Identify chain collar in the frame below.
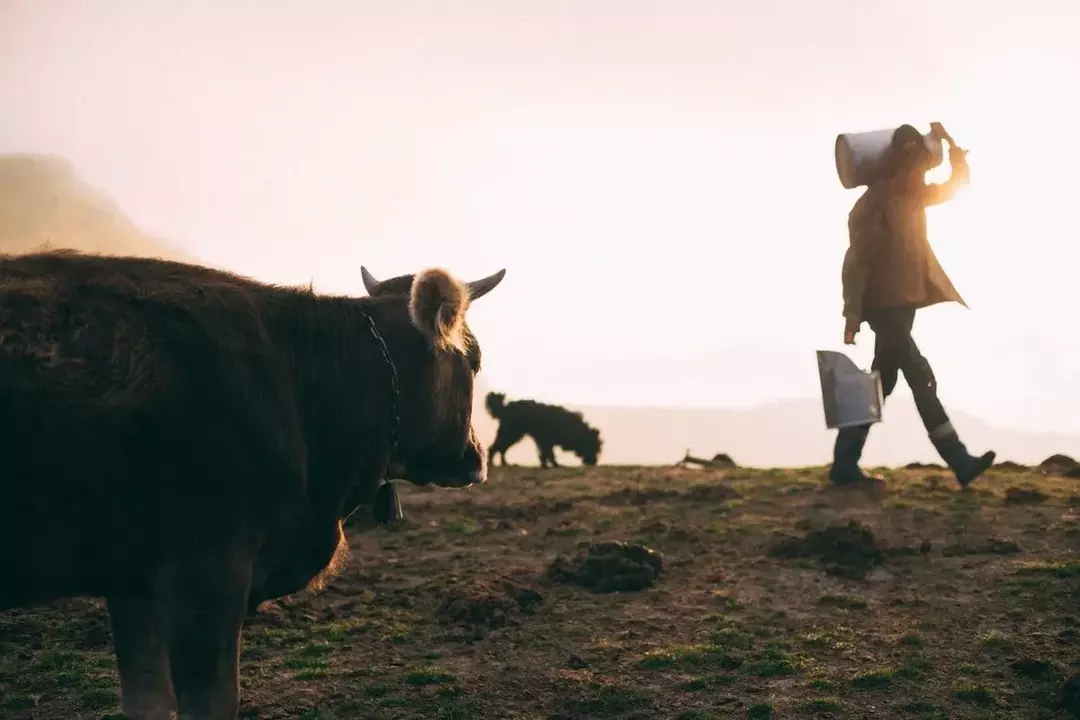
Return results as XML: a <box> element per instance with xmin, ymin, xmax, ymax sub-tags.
<box><xmin>343</xmin><ymin>305</ymin><xmax>400</xmax><ymax>522</ymax></box>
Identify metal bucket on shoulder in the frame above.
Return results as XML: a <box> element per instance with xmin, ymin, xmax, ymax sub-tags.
<box><xmin>834</xmin><ymin>127</ymin><xmax>944</xmax><ymax>190</ymax></box>
<box><xmin>816</xmin><ymin>350</ymin><xmax>884</xmax><ymax>429</ymax></box>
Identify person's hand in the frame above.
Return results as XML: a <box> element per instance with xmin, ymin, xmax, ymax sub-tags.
<box><xmin>844</xmin><ymin>315</ymin><xmax>861</xmax><ymax>345</ymax></box>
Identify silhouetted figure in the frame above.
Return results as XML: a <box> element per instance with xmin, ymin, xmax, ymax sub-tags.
<box><xmin>835</xmin><ymin>123</ymin><xmax>995</xmax><ymax>487</ymax></box>
<box><xmin>485</xmin><ymin>392</ymin><xmax>602</xmax><ymax>467</ymax></box>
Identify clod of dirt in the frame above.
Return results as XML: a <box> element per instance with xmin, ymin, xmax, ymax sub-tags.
<box><xmin>1060</xmin><ymin>671</ymin><xmax>1080</xmax><ymax>718</ymax></box>
<box><xmin>942</xmin><ymin>538</ymin><xmax>1022</xmax><ymax>557</ymax></box>
<box><xmin>684</xmin><ymin>484</ymin><xmax>740</xmax><ymax>502</ymax></box>
<box><xmin>436</xmin><ymin>580</ymin><xmax>543</xmax><ymax>629</ymax></box>
<box><xmin>547</xmin><ymin>541</ymin><xmax>664</xmax><ymax>593</ymax></box>
<box><xmin>767</xmin><ymin>520</ymin><xmax>883</xmax><ymax>580</ymax></box>
<box><xmin>905</xmin><ymin>461</ymin><xmax>945</xmax><ymax>470</ymax></box>
<box><xmin>994</xmin><ymin>460</ymin><xmax>1028</xmax><ymax>471</ymax></box>
<box><xmin>1039</xmin><ymin>454</ymin><xmax>1078</xmax><ymax>475</ymax></box>
<box><xmin>567</xmin><ymin>654</ymin><xmax>589</xmax><ymax>669</ymax></box>
<box><xmin>1005</xmin><ymin>486</ymin><xmax>1049</xmax><ymax>505</ymax></box>
<box><xmin>709</xmin><ymin>453</ymin><xmax>737</xmax><ymax>468</ymax></box>
<box><xmin>597</xmin><ymin>488</ymin><xmax>681</xmax><ymax>507</ymax></box>
<box><xmin>1011</xmin><ymin>658</ymin><xmax>1059</xmax><ymax>682</ymax></box>
<box><xmin>502</xmin><ymin>499</ymin><xmax>574</xmax><ymax>522</ymax></box>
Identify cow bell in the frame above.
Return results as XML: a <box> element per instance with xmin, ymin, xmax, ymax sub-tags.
<box><xmin>373</xmin><ymin>480</ymin><xmax>404</xmax><ymax>524</ymax></box>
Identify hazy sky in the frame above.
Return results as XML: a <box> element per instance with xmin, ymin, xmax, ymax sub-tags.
<box><xmin>2</xmin><ymin>0</ymin><xmax>1078</xmax><ymax>432</ymax></box>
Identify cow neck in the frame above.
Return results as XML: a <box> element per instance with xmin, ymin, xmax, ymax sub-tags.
<box><xmin>343</xmin><ymin>304</ymin><xmax>400</xmax><ymax>522</ymax></box>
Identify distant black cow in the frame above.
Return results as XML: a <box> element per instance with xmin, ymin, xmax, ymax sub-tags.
<box><xmin>0</xmin><ymin>250</ymin><xmax>505</xmax><ymax>720</ymax></box>
<box><xmin>485</xmin><ymin>392</ymin><xmax>602</xmax><ymax>468</ymax></box>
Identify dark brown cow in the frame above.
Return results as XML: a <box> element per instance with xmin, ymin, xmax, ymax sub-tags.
<box><xmin>0</xmin><ymin>250</ymin><xmax>505</xmax><ymax>719</ymax></box>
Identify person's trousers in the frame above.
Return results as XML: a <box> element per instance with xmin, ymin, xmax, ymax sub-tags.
<box><xmin>867</xmin><ymin>306</ymin><xmax>953</xmax><ymax>440</ymax></box>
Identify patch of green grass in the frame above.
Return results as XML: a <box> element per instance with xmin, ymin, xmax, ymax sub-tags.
<box><xmin>1014</xmin><ymin>560</ymin><xmax>1080</xmax><ymax>578</ymax></box>
<box><xmin>445</xmin><ymin>518</ymin><xmax>480</xmax><ymax>535</ymax></box>
<box><xmin>817</xmin><ymin>594</ymin><xmax>868</xmax><ymax>610</ymax></box>
<box><xmin>743</xmin><ymin>644</ymin><xmax>800</xmax><ymax>677</ymax></box>
<box><xmin>952</xmin><ymin>682</ymin><xmax>994</xmax><ymax>706</ymax></box>
<box><xmin>636</xmin><ymin>644</ymin><xmax>741</xmax><ymax>671</ymax></box>
<box><xmin>979</xmin><ymin>630</ymin><xmax>1013</xmax><ymax>654</ymax></box>
<box><xmin>385</xmin><ymin>621</ymin><xmax>414</xmax><ymax>644</ymax></box>
<box><xmin>801</xmin><ymin>628</ymin><xmax>853</xmax><ymax>653</ymax></box>
<box><xmin>899</xmin><ymin>632</ymin><xmax>924</xmax><ymax>647</ymax></box>
<box><xmin>434</xmin><ymin>699</ymin><xmax>472</xmax><ymax>719</ymax></box>
<box><xmin>675</xmin><ymin>674</ymin><xmax>737</xmax><ymax>691</ymax></box>
<box><xmin>364</xmin><ymin>683</ymin><xmax>393</xmax><ymax>698</ymax></box>
<box><xmin>709</xmin><ymin>592</ymin><xmax>745</xmax><ymax>611</ymax></box>
<box><xmin>897</xmin><ymin>700</ymin><xmax>944</xmax><ymax>716</ymax></box>
<box><xmin>1010</xmin><ymin>658</ymin><xmax>1060</xmax><ymax>682</ymax></box>
<box><xmin>77</xmin><ymin>687</ymin><xmax>116</xmax><ymax>711</ymax></box>
<box><xmin>561</xmin><ymin>683</ymin><xmax>650</xmax><ymax>715</ymax></box>
<box><xmin>896</xmin><ymin>654</ymin><xmax>933</xmax><ymax>680</ymax></box>
<box><xmin>709</xmin><ymin>627</ymin><xmax>754</xmax><ymax>649</ymax></box>
<box><xmin>747</xmin><ymin>702</ymin><xmax>775</xmax><ymax>719</ymax></box>
<box><xmin>851</xmin><ymin>667</ymin><xmax>895</xmax><ymax>690</ymax></box>
<box><xmin>796</xmin><ymin>698</ymin><xmax>843</xmax><ymax>714</ymax></box>
<box><xmin>403</xmin><ymin>666</ymin><xmax>458</xmax><ymax>686</ymax></box>
<box><xmin>1</xmin><ymin>694</ymin><xmax>38</xmax><ymax>712</ymax></box>
<box><xmin>282</xmin><ymin>649</ymin><xmax>331</xmax><ymax>681</ymax></box>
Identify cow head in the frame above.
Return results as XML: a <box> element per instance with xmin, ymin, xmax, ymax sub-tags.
<box><xmin>362</xmin><ymin>265</ymin><xmax>504</xmax><ymax>489</ymax></box>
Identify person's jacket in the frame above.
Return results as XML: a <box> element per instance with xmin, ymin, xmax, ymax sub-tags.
<box><xmin>842</xmin><ymin>146</ymin><xmax>970</xmax><ymax>321</ymax></box>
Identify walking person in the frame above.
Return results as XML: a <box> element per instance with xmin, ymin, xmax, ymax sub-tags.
<box><xmin>833</xmin><ymin>122</ymin><xmax>995</xmax><ymax>487</ymax></box>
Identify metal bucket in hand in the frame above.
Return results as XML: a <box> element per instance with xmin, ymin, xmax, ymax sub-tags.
<box><xmin>816</xmin><ymin>350</ymin><xmax>884</xmax><ymax>429</ymax></box>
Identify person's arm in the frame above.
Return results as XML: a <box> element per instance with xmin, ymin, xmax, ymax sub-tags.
<box><xmin>922</xmin><ymin>123</ymin><xmax>970</xmax><ymax>207</ymax></box>
<box><xmin>921</xmin><ymin>145</ymin><xmax>970</xmax><ymax>207</ymax></box>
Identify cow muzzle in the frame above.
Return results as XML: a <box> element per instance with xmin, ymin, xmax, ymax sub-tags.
<box><xmin>400</xmin><ymin>444</ymin><xmax>487</xmax><ymax>489</ymax></box>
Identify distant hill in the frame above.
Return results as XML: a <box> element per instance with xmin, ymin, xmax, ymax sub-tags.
<box><xmin>0</xmin><ymin>153</ymin><xmax>196</xmax><ymax>262</ymax></box>
<box><xmin>472</xmin><ymin>391</ymin><xmax>1080</xmax><ymax>469</ymax></box>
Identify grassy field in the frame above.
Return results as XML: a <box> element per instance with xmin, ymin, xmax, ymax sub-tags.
<box><xmin>3</xmin><ymin>463</ymin><xmax>1080</xmax><ymax>719</ymax></box>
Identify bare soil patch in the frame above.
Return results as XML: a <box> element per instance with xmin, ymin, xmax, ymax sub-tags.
<box><xmin>3</xmin><ymin>465</ymin><xmax>1079</xmax><ymax>718</ymax></box>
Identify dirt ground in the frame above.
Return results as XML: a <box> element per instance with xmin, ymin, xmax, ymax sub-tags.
<box><xmin>3</xmin><ymin>463</ymin><xmax>1080</xmax><ymax>719</ymax></box>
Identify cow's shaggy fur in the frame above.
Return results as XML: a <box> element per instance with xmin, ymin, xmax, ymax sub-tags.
<box><xmin>485</xmin><ymin>392</ymin><xmax>603</xmax><ymax>467</ymax></box>
<box><xmin>0</xmin><ymin>249</ymin><xmax>502</xmax><ymax>719</ymax></box>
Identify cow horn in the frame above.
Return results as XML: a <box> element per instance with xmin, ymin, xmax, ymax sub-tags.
<box><xmin>466</xmin><ymin>269</ymin><xmax>506</xmax><ymax>300</ymax></box>
<box><xmin>360</xmin><ymin>266</ymin><xmax>380</xmax><ymax>295</ymax></box>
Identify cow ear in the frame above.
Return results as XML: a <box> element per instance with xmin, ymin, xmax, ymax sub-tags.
<box><xmin>409</xmin><ymin>268</ymin><xmax>469</xmax><ymax>352</ymax></box>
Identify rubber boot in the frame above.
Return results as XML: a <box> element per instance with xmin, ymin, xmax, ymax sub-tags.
<box><xmin>828</xmin><ymin>425</ymin><xmax>884</xmax><ymax>485</ymax></box>
<box><xmin>929</xmin><ymin>423</ymin><xmax>996</xmax><ymax>488</ymax></box>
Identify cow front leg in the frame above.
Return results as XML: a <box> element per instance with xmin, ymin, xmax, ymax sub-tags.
<box><xmin>167</xmin><ymin>548</ymin><xmax>252</xmax><ymax>720</ymax></box>
<box><xmin>108</xmin><ymin>594</ymin><xmax>176</xmax><ymax>720</ymax></box>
